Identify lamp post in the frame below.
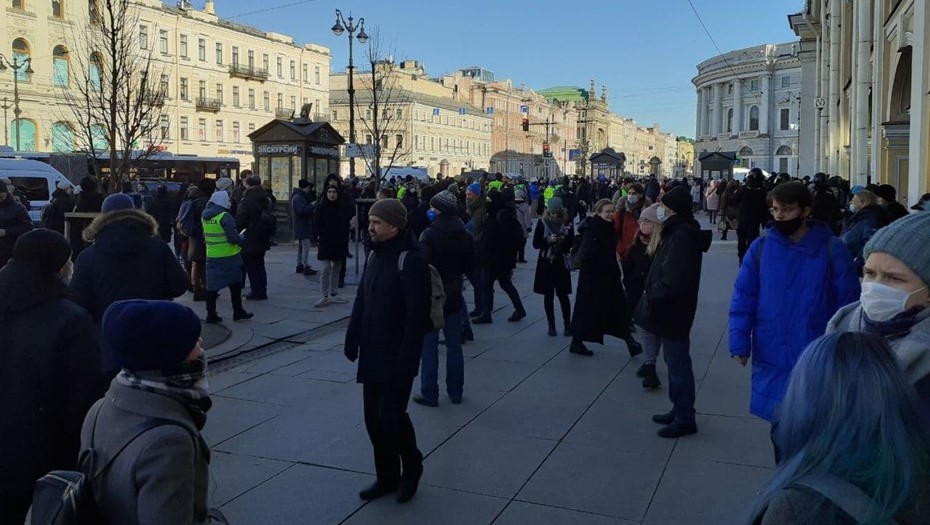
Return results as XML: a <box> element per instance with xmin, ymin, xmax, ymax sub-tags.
<box><xmin>332</xmin><ymin>9</ymin><xmax>367</xmax><ymax>179</ymax></box>
<box><xmin>0</xmin><ymin>54</ymin><xmax>33</xmax><ymax>151</ymax></box>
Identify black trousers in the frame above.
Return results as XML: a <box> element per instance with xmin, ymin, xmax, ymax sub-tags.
<box><xmin>241</xmin><ymin>252</ymin><xmax>268</xmax><ymax>297</ymax></box>
<box><xmin>363</xmin><ymin>380</ymin><xmax>422</xmax><ymax>484</ymax></box>
<box><xmin>737</xmin><ymin>230</ymin><xmax>760</xmax><ymax>265</ymax></box>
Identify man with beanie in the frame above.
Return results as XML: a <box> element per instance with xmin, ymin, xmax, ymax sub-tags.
<box><xmin>83</xmin><ymin>299</ymin><xmax>226</xmax><ymax>525</ymax></box>
<box><xmin>875</xmin><ymin>184</ymin><xmax>910</xmax><ymax>222</ymax></box>
<box><xmin>345</xmin><ymin>198</ymin><xmax>431</xmax><ymax>504</ymax></box>
<box><xmin>202</xmin><ymin>190</ymin><xmax>253</xmax><ymax>324</ymax></box>
<box><xmin>464</xmin><ymin>182</ymin><xmax>486</xmax><ymax>235</ymax></box>
<box><xmin>0</xmin><ymin>230</ymin><xmax>103</xmax><ymax>522</ymax></box>
<box><xmin>236</xmin><ymin>175</ymin><xmax>274</xmax><ymax>300</ymax></box>
<box><xmin>42</xmin><ymin>180</ymin><xmax>75</xmax><ymax>234</ymax></box>
<box><xmin>71</xmin><ymin>192</ymin><xmax>189</xmax><ymax>329</ymax></box>
<box><xmin>635</xmin><ymin>186</ymin><xmax>713</xmax><ymax>438</ymax></box>
<box><xmin>828</xmin><ymin>212</ymin><xmax>930</xmax><ymax>425</ymax></box>
<box><xmin>291</xmin><ymin>179</ymin><xmax>318</xmax><ymax>276</ymax></box>
<box><xmin>413</xmin><ymin>190</ymin><xmax>475</xmax><ymax>407</ymax></box>
<box><xmin>0</xmin><ymin>178</ymin><xmax>32</xmax><ymax>267</ymax></box>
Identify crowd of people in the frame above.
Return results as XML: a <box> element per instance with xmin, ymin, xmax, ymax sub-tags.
<box><xmin>1</xmin><ymin>164</ymin><xmax>929</xmax><ymax>524</ymax></box>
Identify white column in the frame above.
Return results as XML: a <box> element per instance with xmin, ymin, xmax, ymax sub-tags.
<box><xmin>759</xmin><ymin>73</ymin><xmax>772</xmax><ymax>136</ymax></box>
<box><xmin>852</xmin><ymin>0</ymin><xmax>872</xmax><ymax>186</ymax></box>
<box><xmin>702</xmin><ymin>87</ymin><xmax>712</xmax><ymax>136</ymax></box>
<box><xmin>696</xmin><ymin>86</ymin><xmax>704</xmax><ymax>139</ymax></box>
<box><xmin>732</xmin><ymin>79</ymin><xmax>743</xmax><ymax>135</ymax></box>
<box><xmin>827</xmin><ymin>0</ymin><xmax>841</xmax><ymax>176</ymax></box>
<box><xmin>909</xmin><ymin>0</ymin><xmax>929</xmax><ymax>201</ymax></box>
<box><xmin>711</xmin><ymin>83</ymin><xmax>722</xmax><ymax>135</ymax></box>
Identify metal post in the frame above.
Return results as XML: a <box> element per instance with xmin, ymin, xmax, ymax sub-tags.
<box><xmin>333</xmin><ymin>10</ymin><xmax>366</xmax><ymax>180</ymax></box>
<box><xmin>1</xmin><ymin>96</ymin><xmax>9</xmax><ymax>146</ymax></box>
<box><xmin>12</xmin><ymin>62</ymin><xmax>20</xmax><ymax>151</ymax></box>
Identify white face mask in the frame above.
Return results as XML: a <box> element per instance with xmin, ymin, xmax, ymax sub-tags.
<box><xmin>860</xmin><ymin>281</ymin><xmax>926</xmax><ymax>322</ymax></box>
<box><xmin>656</xmin><ymin>206</ymin><xmax>671</xmax><ymax>223</ymax></box>
<box><xmin>627</xmin><ymin>194</ymin><xmax>640</xmax><ymax>205</ymax></box>
<box><xmin>849</xmin><ymin>203</ymin><xmax>858</xmax><ymax>214</ymax></box>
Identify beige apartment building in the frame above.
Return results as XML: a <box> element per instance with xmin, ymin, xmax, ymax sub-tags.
<box><xmin>1</xmin><ymin>0</ymin><xmax>330</xmax><ymax>170</ymax></box>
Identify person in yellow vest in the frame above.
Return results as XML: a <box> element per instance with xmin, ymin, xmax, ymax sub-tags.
<box><xmin>543</xmin><ymin>183</ymin><xmax>556</xmax><ymax>207</ymax></box>
<box><xmin>201</xmin><ymin>191</ymin><xmax>253</xmax><ymax>324</ymax></box>
<box><xmin>488</xmin><ymin>174</ymin><xmax>504</xmax><ymax>193</ymax></box>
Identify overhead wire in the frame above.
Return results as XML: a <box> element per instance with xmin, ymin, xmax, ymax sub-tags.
<box><xmin>685</xmin><ymin>0</ymin><xmax>741</xmax><ymax>79</ymax></box>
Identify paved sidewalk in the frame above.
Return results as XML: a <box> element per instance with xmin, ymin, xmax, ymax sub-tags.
<box><xmin>200</xmin><ymin>225</ymin><xmax>774</xmax><ymax>525</ymax></box>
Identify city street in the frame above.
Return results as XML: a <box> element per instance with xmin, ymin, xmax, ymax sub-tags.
<box><xmin>190</xmin><ymin>224</ymin><xmax>775</xmax><ymax>525</ymax></box>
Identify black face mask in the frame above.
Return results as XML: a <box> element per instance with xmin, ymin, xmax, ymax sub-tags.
<box><xmin>774</xmin><ymin>216</ymin><xmax>804</xmax><ymax>237</ymax></box>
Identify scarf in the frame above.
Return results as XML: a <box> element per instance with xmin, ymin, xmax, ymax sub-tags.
<box><xmin>117</xmin><ymin>369</ymin><xmax>212</xmax><ymax>430</ymax></box>
<box><xmin>861</xmin><ymin>306</ymin><xmax>927</xmax><ymax>342</ymax></box>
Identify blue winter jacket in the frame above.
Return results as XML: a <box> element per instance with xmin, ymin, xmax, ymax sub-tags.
<box><xmin>839</xmin><ymin>205</ymin><xmax>889</xmax><ymax>272</ymax></box>
<box><xmin>729</xmin><ymin>222</ymin><xmax>861</xmax><ymax>421</ymax></box>
<box><xmin>290</xmin><ymin>188</ymin><xmax>315</xmax><ymax>241</ymax></box>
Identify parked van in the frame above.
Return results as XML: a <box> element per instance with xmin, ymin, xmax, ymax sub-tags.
<box><xmin>0</xmin><ymin>158</ymin><xmax>74</xmax><ymax>222</ymax></box>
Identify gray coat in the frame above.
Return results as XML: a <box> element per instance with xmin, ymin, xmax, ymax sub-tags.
<box><xmin>81</xmin><ymin>381</ymin><xmax>211</xmax><ymax>525</ymax></box>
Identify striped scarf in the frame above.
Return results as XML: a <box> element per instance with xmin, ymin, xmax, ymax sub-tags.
<box><xmin>116</xmin><ymin>369</ymin><xmax>212</xmax><ymax>429</ymax></box>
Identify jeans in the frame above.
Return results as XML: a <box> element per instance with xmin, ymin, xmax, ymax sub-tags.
<box><xmin>296</xmin><ymin>239</ymin><xmax>312</xmax><ymax>267</ymax></box>
<box><xmin>661</xmin><ymin>335</ymin><xmax>696</xmax><ymax>425</ymax></box>
<box><xmin>363</xmin><ymin>379</ymin><xmax>422</xmax><ymax>483</ymax></box>
<box><xmin>467</xmin><ymin>270</ymin><xmax>481</xmax><ymax>313</ymax></box>
<box><xmin>419</xmin><ymin>311</ymin><xmax>464</xmax><ymax>402</ymax></box>
<box><xmin>320</xmin><ymin>259</ymin><xmax>343</xmax><ymax>297</ymax></box>
<box><xmin>478</xmin><ymin>268</ymin><xmax>524</xmax><ymax>317</ymax></box>
<box><xmin>459</xmin><ymin>296</ymin><xmax>473</xmax><ymax>336</ymax></box>
<box><xmin>242</xmin><ymin>252</ymin><xmax>268</xmax><ymax>297</ymax></box>
<box><xmin>638</xmin><ymin>328</ymin><xmax>661</xmax><ymax>365</ymax></box>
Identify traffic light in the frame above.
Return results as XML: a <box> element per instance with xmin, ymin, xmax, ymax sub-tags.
<box><xmin>522</xmin><ymin>118</ymin><xmax>529</xmax><ymax>132</ymax></box>
<box><xmin>542</xmin><ymin>142</ymin><xmax>552</xmax><ymax>158</ymax></box>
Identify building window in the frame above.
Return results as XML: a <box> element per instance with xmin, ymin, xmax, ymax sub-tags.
<box><xmin>263</xmin><ymin>91</ymin><xmax>269</xmax><ymax>111</ymax></box>
<box><xmin>276</xmin><ymin>92</ymin><xmax>283</xmax><ymax>109</ymax></box>
<box><xmin>216</xmin><ymin>83</ymin><xmax>223</xmax><ymax>104</ymax></box>
<box><xmin>11</xmin><ymin>39</ymin><xmax>31</xmax><ymax>82</ymax></box>
<box><xmin>290</xmin><ymin>95</ymin><xmax>296</xmax><ymax>109</ymax></box>
<box><xmin>738</xmin><ymin>146</ymin><xmax>754</xmax><ymax>157</ymax></box>
<box><xmin>139</xmin><ymin>25</ymin><xmax>148</xmax><ymax>50</ymax></box>
<box><xmin>780</xmin><ymin>108</ymin><xmax>790</xmax><ymax>130</ymax></box>
<box><xmin>779</xmin><ymin>157</ymin><xmax>789</xmax><ymax>173</ymax></box>
<box><xmin>53</xmin><ymin>45</ymin><xmax>70</xmax><ymax>87</ymax></box>
<box><xmin>198</xmin><ymin>118</ymin><xmax>206</xmax><ymax>141</ymax></box>
<box><xmin>365</xmin><ymin>134</ymin><xmax>372</xmax><ymax>144</ymax></box>
<box><xmin>215</xmin><ymin>43</ymin><xmax>223</xmax><ymax>65</ymax></box>
<box><xmin>88</xmin><ymin>0</ymin><xmax>100</xmax><ymax>24</ymax></box>
<box><xmin>781</xmin><ymin>76</ymin><xmax>790</xmax><ymax>88</ymax></box>
<box><xmin>332</xmin><ymin>110</ymin><xmax>338</xmax><ymax>120</ymax></box>
<box><xmin>776</xmin><ymin>145</ymin><xmax>793</xmax><ymax>156</ymax></box>
<box><xmin>726</xmin><ymin>108</ymin><xmax>733</xmax><ymax>133</ymax></box>
<box><xmin>198</xmin><ymin>80</ymin><xmax>206</xmax><ymax>100</ymax></box>
<box><xmin>727</xmin><ymin>83</ymin><xmax>733</xmax><ymax>95</ymax></box>
<box><xmin>396</xmin><ymin>134</ymin><xmax>403</xmax><ymax>149</ymax></box>
<box><xmin>232</xmin><ymin>121</ymin><xmax>240</xmax><ymax>143</ymax></box>
<box><xmin>51</xmin><ymin>122</ymin><xmax>73</xmax><ymax>151</ymax></box>
<box><xmin>232</xmin><ymin>86</ymin><xmax>239</xmax><ymax>107</ymax></box>
<box><xmin>198</xmin><ymin>39</ymin><xmax>206</xmax><ymax>61</ymax></box>
<box><xmin>160</xmin><ymin>115</ymin><xmax>169</xmax><ymax>139</ymax></box>
<box><xmin>302</xmin><ymin>64</ymin><xmax>308</xmax><ymax>83</ymax></box>
<box><xmin>179</xmin><ymin>77</ymin><xmax>188</xmax><ymax>100</ymax></box>
<box><xmin>180</xmin><ymin>117</ymin><xmax>188</xmax><ymax>140</ymax></box>
<box><xmin>749</xmin><ymin>105</ymin><xmax>759</xmax><ymax>131</ymax></box>
<box><xmin>159</xmin><ymin>73</ymin><xmax>169</xmax><ymax>96</ymax></box>
<box><xmin>159</xmin><ymin>30</ymin><xmax>168</xmax><ymax>54</ymax></box>
<box><xmin>314</xmin><ymin>99</ymin><xmax>320</xmax><ymax>114</ymax></box>
<box><xmin>215</xmin><ymin>120</ymin><xmax>223</xmax><ymax>142</ymax></box>
<box><xmin>248</xmin><ymin>123</ymin><xmax>255</xmax><ymax>133</ymax></box>
<box><xmin>247</xmin><ymin>50</ymin><xmax>254</xmax><ymax>68</ymax></box>
<box><xmin>290</xmin><ymin>60</ymin><xmax>295</xmax><ymax>80</ymax></box>
<box><xmin>314</xmin><ymin>65</ymin><xmax>320</xmax><ymax>85</ymax></box>
<box><xmin>275</xmin><ymin>57</ymin><xmax>281</xmax><ymax>78</ymax></box>
<box><xmin>11</xmin><ymin>119</ymin><xmax>37</xmax><ymax>150</ymax></box>
<box><xmin>750</xmin><ymin>79</ymin><xmax>759</xmax><ymax>92</ymax></box>
<box><xmin>248</xmin><ymin>89</ymin><xmax>255</xmax><ymax>109</ymax></box>
<box><xmin>179</xmin><ymin>34</ymin><xmax>188</xmax><ymax>58</ymax></box>
<box><xmin>52</xmin><ymin>0</ymin><xmax>63</xmax><ymax>17</ymax></box>
<box><xmin>231</xmin><ymin>46</ymin><xmax>238</xmax><ymax>65</ymax></box>
<box><xmin>262</xmin><ymin>54</ymin><xmax>269</xmax><ymax>73</ymax></box>
<box><xmin>396</xmin><ymin>109</ymin><xmax>403</xmax><ymax>119</ymax></box>
<box><xmin>12</xmin><ymin>0</ymin><xmax>23</xmax><ymax>9</ymax></box>
<box><xmin>89</xmin><ymin>53</ymin><xmax>102</xmax><ymax>90</ymax></box>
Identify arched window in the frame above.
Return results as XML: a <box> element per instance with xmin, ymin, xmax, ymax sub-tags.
<box><xmin>12</xmin><ymin>38</ymin><xmax>31</xmax><ymax>82</ymax></box>
<box><xmin>89</xmin><ymin>52</ymin><xmax>102</xmax><ymax>91</ymax></box>
<box><xmin>749</xmin><ymin>105</ymin><xmax>760</xmax><ymax>131</ymax></box>
<box><xmin>11</xmin><ymin>119</ymin><xmax>37</xmax><ymax>150</ymax></box>
<box><xmin>52</xmin><ymin>0</ymin><xmax>62</xmax><ymax>17</ymax></box>
<box><xmin>776</xmin><ymin>145</ymin><xmax>793</xmax><ymax>156</ymax></box>
<box><xmin>738</xmin><ymin>146</ymin><xmax>754</xmax><ymax>157</ymax></box>
<box><xmin>12</xmin><ymin>0</ymin><xmax>23</xmax><ymax>9</ymax></box>
<box><xmin>726</xmin><ymin>108</ymin><xmax>733</xmax><ymax>133</ymax></box>
<box><xmin>88</xmin><ymin>0</ymin><xmax>99</xmax><ymax>23</ymax></box>
<box><xmin>53</xmin><ymin>45</ymin><xmax>70</xmax><ymax>87</ymax></box>
<box><xmin>90</xmin><ymin>124</ymin><xmax>108</xmax><ymax>150</ymax></box>
<box><xmin>51</xmin><ymin>122</ymin><xmax>74</xmax><ymax>152</ymax></box>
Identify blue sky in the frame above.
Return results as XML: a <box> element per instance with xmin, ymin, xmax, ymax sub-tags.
<box><xmin>218</xmin><ymin>0</ymin><xmax>801</xmax><ymax>138</ymax></box>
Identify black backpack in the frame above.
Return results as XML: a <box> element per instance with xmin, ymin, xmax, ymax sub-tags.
<box><xmin>28</xmin><ymin>405</ymin><xmax>188</xmax><ymax>525</ymax></box>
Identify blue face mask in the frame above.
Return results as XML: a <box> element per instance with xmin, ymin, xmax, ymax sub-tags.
<box><xmin>426</xmin><ymin>209</ymin><xmax>439</xmax><ymax>222</ymax></box>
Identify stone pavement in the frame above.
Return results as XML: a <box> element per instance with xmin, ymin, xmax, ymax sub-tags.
<box><xmin>197</xmin><ymin>225</ymin><xmax>775</xmax><ymax>525</ymax></box>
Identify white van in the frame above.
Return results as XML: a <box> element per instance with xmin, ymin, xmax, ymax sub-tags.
<box><xmin>0</xmin><ymin>158</ymin><xmax>74</xmax><ymax>222</ymax></box>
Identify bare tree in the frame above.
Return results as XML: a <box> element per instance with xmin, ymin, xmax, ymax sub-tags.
<box><xmin>66</xmin><ymin>0</ymin><xmax>166</xmax><ymax>191</ymax></box>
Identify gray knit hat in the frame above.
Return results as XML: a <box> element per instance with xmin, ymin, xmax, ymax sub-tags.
<box><xmin>369</xmin><ymin>198</ymin><xmax>408</xmax><ymax>229</ymax></box>
<box><xmin>430</xmin><ymin>190</ymin><xmax>458</xmax><ymax>215</ymax></box>
<box><xmin>864</xmin><ymin>212</ymin><xmax>930</xmax><ymax>287</ymax></box>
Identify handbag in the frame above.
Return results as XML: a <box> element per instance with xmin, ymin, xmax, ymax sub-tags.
<box><xmin>716</xmin><ymin>218</ymin><xmax>728</xmax><ymax>232</ymax></box>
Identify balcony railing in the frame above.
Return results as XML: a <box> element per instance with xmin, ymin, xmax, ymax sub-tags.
<box><xmin>275</xmin><ymin>107</ymin><xmax>295</xmax><ymax>119</ymax></box>
<box><xmin>143</xmin><ymin>91</ymin><xmax>166</xmax><ymax>107</ymax></box>
<box><xmin>228</xmin><ymin>63</ymin><xmax>268</xmax><ymax>81</ymax></box>
<box><xmin>195</xmin><ymin>97</ymin><xmax>222</xmax><ymax>112</ymax></box>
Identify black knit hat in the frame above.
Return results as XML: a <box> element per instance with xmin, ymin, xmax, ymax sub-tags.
<box><xmin>661</xmin><ymin>186</ymin><xmax>693</xmax><ymax>216</ymax></box>
<box><xmin>430</xmin><ymin>190</ymin><xmax>458</xmax><ymax>215</ymax></box>
<box><xmin>12</xmin><ymin>229</ymin><xmax>72</xmax><ymax>275</ymax></box>
<box><xmin>102</xmin><ymin>300</ymin><xmax>202</xmax><ymax>374</ymax></box>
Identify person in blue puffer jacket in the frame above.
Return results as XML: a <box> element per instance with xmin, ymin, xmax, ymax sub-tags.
<box><xmin>839</xmin><ymin>189</ymin><xmax>890</xmax><ymax>274</ymax></box>
<box><xmin>729</xmin><ymin>182</ymin><xmax>860</xmax><ymax>435</ymax></box>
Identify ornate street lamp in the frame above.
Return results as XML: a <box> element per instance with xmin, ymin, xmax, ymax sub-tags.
<box><xmin>332</xmin><ymin>9</ymin><xmax>367</xmax><ymax>178</ymax></box>
<box><xmin>0</xmin><ymin>54</ymin><xmax>34</xmax><ymax>150</ymax></box>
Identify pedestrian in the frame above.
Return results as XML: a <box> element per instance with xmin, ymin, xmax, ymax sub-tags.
<box><xmin>826</xmin><ymin>211</ymin><xmax>930</xmax><ymax>424</ymax></box>
<box><xmin>291</xmin><ymin>179</ymin><xmax>318</xmax><ymax>276</ymax></box>
<box><xmin>183</xmin><ymin>181</ymin><xmax>213</xmax><ymax>301</ymax></box>
<box><xmin>839</xmin><ymin>189</ymin><xmax>890</xmax><ymax>273</ymax></box>
<box><xmin>472</xmin><ymin>190</ymin><xmax>527</xmax><ymax>324</ymax></box>
<box><xmin>613</xmin><ymin>182</ymin><xmax>651</xmax><ymax>262</ymax></box>
<box><xmin>0</xmin><ymin>229</ymin><xmax>103</xmax><ymax>523</ymax></box>
<box><xmin>144</xmin><ymin>184</ymin><xmax>175</xmax><ymax>243</ymax></box>
<box><xmin>729</xmin><ymin>182</ymin><xmax>860</xmax><ymax>442</ymax></box>
<box><xmin>533</xmin><ymin>197</ymin><xmax>574</xmax><ymax>337</ymax></box>
<box><xmin>690</xmin><ymin>178</ymin><xmax>702</xmax><ymax>212</ymax></box>
<box><xmin>810</xmin><ymin>173</ymin><xmax>844</xmax><ymax>234</ymax></box>
<box><xmin>570</xmin><ymin>199</ymin><xmax>642</xmax><ymax>357</ymax></box>
<box><xmin>736</xmin><ymin>168</ymin><xmax>772</xmax><ymax>264</ymax></box>
<box><xmin>623</xmin><ymin>203</ymin><xmax>663</xmax><ymax>389</ymax></box>
<box><xmin>314</xmin><ymin>181</ymin><xmax>352</xmax><ymax>307</ymax></box>
<box><xmin>344</xmin><ymin>198</ymin><xmax>431</xmax><ymax>504</ymax></box>
<box><xmin>236</xmin><ymin>175</ymin><xmax>273</xmax><ymax>301</ymax></box>
<box><xmin>704</xmin><ymin>179</ymin><xmax>721</xmax><ymax>225</ymax></box>
<box><xmin>413</xmin><ymin>190</ymin><xmax>475</xmax><ymax>407</ymax></box>
<box><xmin>202</xmin><ymin>190</ymin><xmax>253</xmax><ymax>324</ymax></box>
<box><xmin>875</xmin><ymin>184</ymin><xmax>910</xmax><ymax>222</ymax></box>
<box><xmin>41</xmin><ymin>181</ymin><xmax>74</xmax><ymax>234</ymax></box>
<box><xmin>634</xmin><ymin>187</ymin><xmax>713</xmax><ymax>437</ymax></box>
<box><xmin>750</xmin><ymin>332</ymin><xmax>930</xmax><ymax>525</ymax></box>
<box><xmin>83</xmin><ymin>299</ymin><xmax>228</xmax><ymax>525</ymax></box>
<box><xmin>514</xmin><ymin>189</ymin><xmax>532</xmax><ymax>263</ymax></box>
<box><xmin>719</xmin><ymin>180</ymin><xmax>740</xmax><ymax>240</ymax></box>
<box><xmin>0</xmin><ymin>178</ymin><xmax>33</xmax><ymax>268</ymax></box>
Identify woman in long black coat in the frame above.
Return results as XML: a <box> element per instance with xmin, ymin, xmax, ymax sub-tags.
<box><xmin>569</xmin><ymin>199</ymin><xmax>641</xmax><ymax>357</ymax></box>
<box><xmin>313</xmin><ymin>182</ymin><xmax>351</xmax><ymax>307</ymax></box>
<box><xmin>533</xmin><ymin>197</ymin><xmax>573</xmax><ymax>336</ymax></box>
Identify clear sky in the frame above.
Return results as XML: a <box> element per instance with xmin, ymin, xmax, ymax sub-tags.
<box><xmin>216</xmin><ymin>0</ymin><xmax>801</xmax><ymax>138</ymax></box>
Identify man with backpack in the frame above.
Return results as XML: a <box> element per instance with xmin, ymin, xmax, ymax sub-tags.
<box><xmin>345</xmin><ymin>198</ymin><xmax>431</xmax><ymax>504</ymax></box>
<box><xmin>236</xmin><ymin>175</ymin><xmax>276</xmax><ymax>301</ymax></box>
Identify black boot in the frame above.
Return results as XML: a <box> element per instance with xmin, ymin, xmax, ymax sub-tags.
<box><xmin>205</xmin><ymin>292</ymin><xmax>222</xmax><ymax>324</ymax></box>
<box><xmin>359</xmin><ymin>479</ymin><xmax>399</xmax><ymax>500</ymax></box>
<box><xmin>625</xmin><ymin>337</ymin><xmax>643</xmax><ymax>358</ymax></box>
<box><xmin>396</xmin><ymin>456</ymin><xmax>423</xmax><ymax>504</ymax></box>
<box><xmin>569</xmin><ymin>340</ymin><xmax>593</xmax><ymax>356</ymax></box>
<box><xmin>641</xmin><ymin>364</ymin><xmax>661</xmax><ymax>389</ymax></box>
<box><xmin>230</xmin><ymin>286</ymin><xmax>253</xmax><ymax>321</ymax></box>
<box><xmin>508</xmin><ymin>308</ymin><xmax>526</xmax><ymax>322</ymax></box>
<box><xmin>547</xmin><ymin>323</ymin><xmax>557</xmax><ymax>337</ymax></box>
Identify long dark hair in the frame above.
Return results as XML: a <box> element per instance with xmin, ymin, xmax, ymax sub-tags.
<box><xmin>750</xmin><ymin>332</ymin><xmax>930</xmax><ymax>523</ymax></box>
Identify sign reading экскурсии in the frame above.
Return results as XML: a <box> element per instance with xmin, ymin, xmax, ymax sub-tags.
<box><xmin>256</xmin><ymin>144</ymin><xmax>340</xmax><ymax>158</ymax></box>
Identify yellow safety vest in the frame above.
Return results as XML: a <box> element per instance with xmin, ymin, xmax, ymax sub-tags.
<box><xmin>202</xmin><ymin>212</ymin><xmax>241</xmax><ymax>259</ymax></box>
<box><xmin>543</xmin><ymin>186</ymin><xmax>555</xmax><ymax>205</ymax></box>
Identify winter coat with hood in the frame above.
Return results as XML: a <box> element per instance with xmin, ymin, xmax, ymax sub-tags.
<box><xmin>729</xmin><ymin>222</ymin><xmax>861</xmax><ymax>421</ymax></box>
<box><xmin>70</xmin><ymin>209</ymin><xmax>188</xmax><ymax>324</ymax></box>
<box><xmin>314</xmin><ymin>188</ymin><xmax>352</xmax><ymax>261</ymax></box>
<box><xmin>839</xmin><ymin>204</ymin><xmax>890</xmax><ymax>271</ymax></box>
<box><xmin>737</xmin><ymin>186</ymin><xmax>772</xmax><ymax>235</ymax></box>
<box><xmin>346</xmin><ymin>228</ymin><xmax>431</xmax><ymax>384</ymax></box>
<box><xmin>235</xmin><ymin>185</ymin><xmax>273</xmax><ymax>255</ymax></box>
<box><xmin>419</xmin><ymin>213</ymin><xmax>475</xmax><ymax>314</ymax></box>
<box><xmin>0</xmin><ymin>194</ymin><xmax>32</xmax><ymax>267</ymax></box>
<box><xmin>532</xmin><ymin>217</ymin><xmax>573</xmax><ymax>296</ymax></box>
<box><xmin>477</xmin><ymin>193</ymin><xmax>524</xmax><ymax>278</ymax></box>
<box><xmin>0</xmin><ymin>259</ymin><xmax>103</xmax><ymax>504</ymax></box>
<box><xmin>571</xmin><ymin>215</ymin><xmax>631</xmax><ymax>344</ymax></box>
<box><xmin>613</xmin><ymin>196</ymin><xmax>651</xmax><ymax>261</ymax></box>
<box><xmin>621</xmin><ymin>233</ymin><xmax>653</xmax><ymax>320</ymax></box>
<box><xmin>635</xmin><ymin>213</ymin><xmax>713</xmax><ymax>340</ymax></box>
<box><xmin>290</xmin><ymin>188</ymin><xmax>315</xmax><ymax>241</ymax></box>
<box><xmin>202</xmin><ymin>201</ymin><xmax>243</xmax><ymax>292</ymax></box>
<box><xmin>43</xmin><ymin>187</ymin><xmax>75</xmax><ymax>234</ymax></box>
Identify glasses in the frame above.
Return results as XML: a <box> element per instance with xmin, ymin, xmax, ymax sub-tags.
<box><xmin>769</xmin><ymin>206</ymin><xmax>799</xmax><ymax>215</ymax></box>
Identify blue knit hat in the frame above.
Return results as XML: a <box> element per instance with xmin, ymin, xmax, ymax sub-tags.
<box><xmin>466</xmin><ymin>182</ymin><xmax>481</xmax><ymax>195</ymax></box>
<box><xmin>864</xmin><ymin>212</ymin><xmax>930</xmax><ymax>287</ymax></box>
<box><xmin>102</xmin><ymin>300</ymin><xmax>202</xmax><ymax>374</ymax></box>
<box><xmin>101</xmin><ymin>193</ymin><xmax>135</xmax><ymax>212</ymax></box>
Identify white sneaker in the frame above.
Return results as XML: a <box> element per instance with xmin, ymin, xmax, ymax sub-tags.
<box><xmin>329</xmin><ymin>295</ymin><xmax>348</xmax><ymax>304</ymax></box>
<box><xmin>315</xmin><ymin>296</ymin><xmax>331</xmax><ymax>307</ymax></box>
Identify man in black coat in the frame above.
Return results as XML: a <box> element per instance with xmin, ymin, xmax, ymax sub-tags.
<box><xmin>236</xmin><ymin>175</ymin><xmax>274</xmax><ymax>300</ymax></box>
<box><xmin>42</xmin><ymin>182</ymin><xmax>75</xmax><ymax>234</ymax></box>
<box><xmin>635</xmin><ymin>187</ymin><xmax>712</xmax><ymax>439</ymax></box>
<box><xmin>736</xmin><ymin>168</ymin><xmax>772</xmax><ymax>264</ymax></box>
<box><xmin>0</xmin><ymin>230</ymin><xmax>104</xmax><ymax>523</ymax></box>
<box><xmin>0</xmin><ymin>179</ymin><xmax>33</xmax><ymax>268</ymax></box>
<box><xmin>345</xmin><ymin>198</ymin><xmax>431</xmax><ymax>504</ymax></box>
<box><xmin>472</xmin><ymin>190</ymin><xmax>526</xmax><ymax>324</ymax></box>
<box><xmin>70</xmin><ymin>194</ymin><xmax>188</xmax><ymax>374</ymax></box>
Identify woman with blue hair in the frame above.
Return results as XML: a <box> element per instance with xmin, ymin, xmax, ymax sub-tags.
<box><xmin>751</xmin><ymin>332</ymin><xmax>930</xmax><ymax>524</ymax></box>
